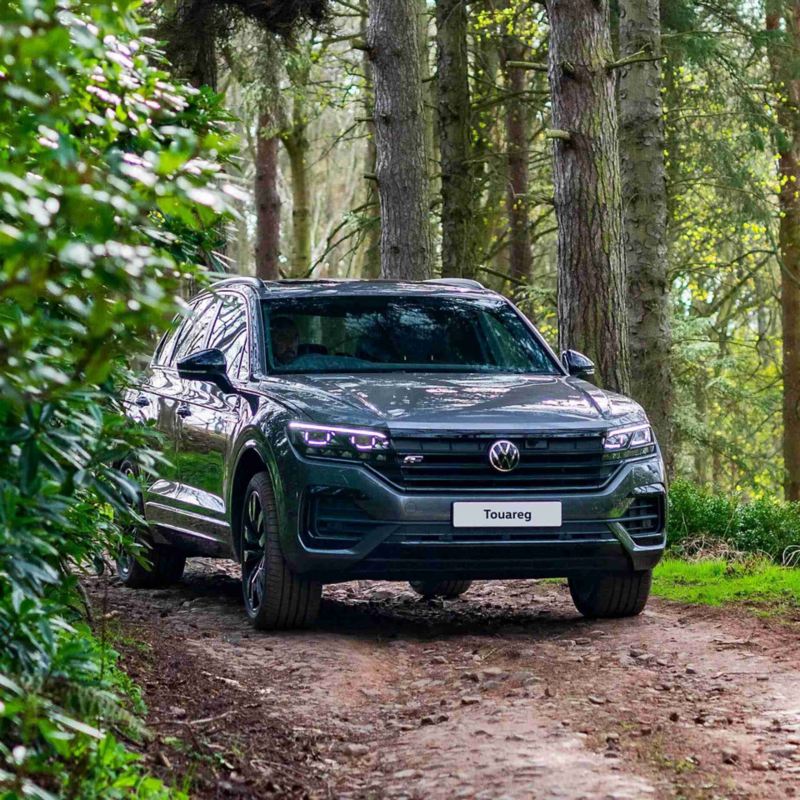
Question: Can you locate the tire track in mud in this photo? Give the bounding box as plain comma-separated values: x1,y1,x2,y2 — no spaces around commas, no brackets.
89,561,800,799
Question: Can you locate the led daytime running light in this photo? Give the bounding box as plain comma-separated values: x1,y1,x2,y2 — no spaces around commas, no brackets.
603,424,653,452
288,421,389,456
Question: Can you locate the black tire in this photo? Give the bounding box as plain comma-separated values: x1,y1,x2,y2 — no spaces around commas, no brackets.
241,472,322,630
409,579,473,600
568,570,652,618
115,459,186,589
116,545,186,589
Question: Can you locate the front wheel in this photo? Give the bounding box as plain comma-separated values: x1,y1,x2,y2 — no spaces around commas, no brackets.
568,570,652,618
409,579,473,600
240,472,321,630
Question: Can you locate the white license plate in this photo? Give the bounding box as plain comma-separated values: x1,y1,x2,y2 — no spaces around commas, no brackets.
452,501,562,528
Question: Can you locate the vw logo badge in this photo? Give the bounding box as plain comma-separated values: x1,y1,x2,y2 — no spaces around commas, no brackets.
488,440,520,473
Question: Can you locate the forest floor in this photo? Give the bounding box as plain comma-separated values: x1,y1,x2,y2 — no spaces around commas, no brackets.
88,561,800,800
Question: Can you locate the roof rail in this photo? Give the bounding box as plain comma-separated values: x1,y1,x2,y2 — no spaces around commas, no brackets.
424,278,485,290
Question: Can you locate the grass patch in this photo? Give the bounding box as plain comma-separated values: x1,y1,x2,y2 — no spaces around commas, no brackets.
653,558,800,616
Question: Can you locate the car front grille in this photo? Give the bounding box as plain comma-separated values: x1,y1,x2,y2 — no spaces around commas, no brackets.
369,432,620,493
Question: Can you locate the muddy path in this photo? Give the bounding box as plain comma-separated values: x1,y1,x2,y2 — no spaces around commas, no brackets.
88,561,800,800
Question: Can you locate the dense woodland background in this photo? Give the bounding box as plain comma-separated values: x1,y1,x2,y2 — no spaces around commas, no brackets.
3,0,800,797
151,0,800,502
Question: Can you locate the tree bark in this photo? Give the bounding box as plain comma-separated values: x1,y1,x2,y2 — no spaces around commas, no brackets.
159,0,218,90
546,0,631,394
693,371,709,487
471,21,503,276
284,134,310,278
360,0,381,279
767,0,800,500
367,0,433,280
618,0,673,472
436,0,476,278
282,57,312,278
255,112,281,280
419,0,437,201
501,35,533,284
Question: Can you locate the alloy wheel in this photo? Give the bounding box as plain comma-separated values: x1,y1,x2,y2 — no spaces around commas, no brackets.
242,489,267,615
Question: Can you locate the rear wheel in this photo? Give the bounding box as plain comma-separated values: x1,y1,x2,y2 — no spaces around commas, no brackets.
117,546,186,588
409,579,473,600
568,570,652,618
241,472,321,630
115,460,185,589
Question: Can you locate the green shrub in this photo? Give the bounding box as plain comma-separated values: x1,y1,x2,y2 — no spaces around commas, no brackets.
0,0,233,795
732,498,800,561
667,480,800,562
667,480,738,549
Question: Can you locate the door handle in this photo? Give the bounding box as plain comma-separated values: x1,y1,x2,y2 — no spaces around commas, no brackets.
135,395,150,407
177,404,192,418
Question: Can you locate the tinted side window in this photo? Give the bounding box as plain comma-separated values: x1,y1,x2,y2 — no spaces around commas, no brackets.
171,296,219,365
152,315,183,367
207,294,249,381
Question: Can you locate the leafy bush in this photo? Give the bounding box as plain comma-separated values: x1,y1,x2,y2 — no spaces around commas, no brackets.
0,0,234,795
668,480,800,563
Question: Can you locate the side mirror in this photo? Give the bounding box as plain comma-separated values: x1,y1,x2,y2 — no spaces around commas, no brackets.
562,349,596,379
177,348,235,394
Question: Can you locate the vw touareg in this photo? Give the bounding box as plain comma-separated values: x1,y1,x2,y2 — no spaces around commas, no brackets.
120,278,666,629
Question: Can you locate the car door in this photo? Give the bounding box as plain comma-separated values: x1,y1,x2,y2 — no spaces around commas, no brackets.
174,291,251,551
128,310,194,535
136,295,220,544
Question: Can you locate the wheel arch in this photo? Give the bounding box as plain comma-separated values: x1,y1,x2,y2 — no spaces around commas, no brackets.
229,441,276,561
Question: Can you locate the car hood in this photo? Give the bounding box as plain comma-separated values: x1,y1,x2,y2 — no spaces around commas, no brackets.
256,373,646,433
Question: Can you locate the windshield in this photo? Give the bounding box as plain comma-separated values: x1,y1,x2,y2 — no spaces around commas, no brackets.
261,295,559,375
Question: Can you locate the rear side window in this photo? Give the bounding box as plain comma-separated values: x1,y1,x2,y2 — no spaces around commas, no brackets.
171,296,219,365
207,293,250,381
152,317,182,367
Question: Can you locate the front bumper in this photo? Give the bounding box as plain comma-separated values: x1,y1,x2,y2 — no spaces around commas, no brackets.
276,452,666,582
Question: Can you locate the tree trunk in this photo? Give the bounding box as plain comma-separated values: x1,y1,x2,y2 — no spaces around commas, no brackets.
419,0,437,198
160,0,218,90
255,113,281,280
767,0,800,500
367,0,432,280
471,21,503,276
285,135,310,277
618,0,673,472
436,0,476,278
360,0,381,279
546,0,630,394
501,36,533,283
361,138,381,279
693,371,709,487
281,53,311,279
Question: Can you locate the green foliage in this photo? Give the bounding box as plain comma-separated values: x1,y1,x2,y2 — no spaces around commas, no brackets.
0,0,233,795
652,558,800,615
668,480,800,562
660,4,784,492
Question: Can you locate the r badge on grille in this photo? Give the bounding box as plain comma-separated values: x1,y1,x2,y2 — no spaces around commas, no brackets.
488,440,520,473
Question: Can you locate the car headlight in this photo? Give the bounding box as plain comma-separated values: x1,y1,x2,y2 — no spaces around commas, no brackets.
288,421,391,461
603,424,655,456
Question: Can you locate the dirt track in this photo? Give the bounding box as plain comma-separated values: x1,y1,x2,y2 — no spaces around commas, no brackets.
88,560,800,800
